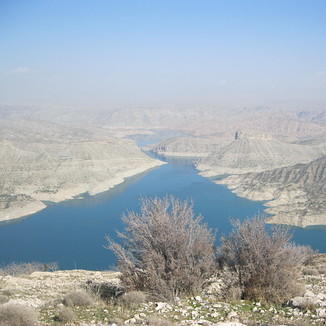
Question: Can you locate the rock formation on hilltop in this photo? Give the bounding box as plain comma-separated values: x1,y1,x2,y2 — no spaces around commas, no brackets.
197,135,326,177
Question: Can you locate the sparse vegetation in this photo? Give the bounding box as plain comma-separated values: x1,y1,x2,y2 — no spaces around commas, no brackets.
0,294,9,304
218,215,310,303
107,196,216,301
63,290,94,307
146,315,173,326
0,261,58,276
57,306,75,323
120,291,147,309
0,303,38,326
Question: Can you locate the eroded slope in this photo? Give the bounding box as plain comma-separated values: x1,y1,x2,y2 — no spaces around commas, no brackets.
218,157,326,227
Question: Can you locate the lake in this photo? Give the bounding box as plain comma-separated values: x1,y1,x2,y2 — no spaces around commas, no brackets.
0,156,325,270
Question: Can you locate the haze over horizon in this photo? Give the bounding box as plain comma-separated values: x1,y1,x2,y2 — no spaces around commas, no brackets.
1,0,326,110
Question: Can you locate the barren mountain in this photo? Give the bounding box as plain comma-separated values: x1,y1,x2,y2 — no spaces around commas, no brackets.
217,157,326,227
1,105,326,140
197,135,326,177
148,137,232,158
0,139,163,222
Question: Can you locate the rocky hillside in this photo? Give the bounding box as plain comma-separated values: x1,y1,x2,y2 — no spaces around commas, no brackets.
148,137,231,158
0,254,325,326
0,138,163,222
197,135,326,177
217,157,326,228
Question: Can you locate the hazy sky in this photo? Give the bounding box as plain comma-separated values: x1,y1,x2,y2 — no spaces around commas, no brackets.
1,0,326,108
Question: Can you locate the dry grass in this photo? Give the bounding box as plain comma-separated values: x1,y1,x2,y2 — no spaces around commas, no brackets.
120,291,147,309
63,290,94,307
146,316,173,326
0,261,58,276
0,294,9,304
0,303,38,326
57,306,75,323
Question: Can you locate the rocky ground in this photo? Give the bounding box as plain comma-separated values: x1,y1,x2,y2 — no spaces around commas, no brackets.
0,255,325,326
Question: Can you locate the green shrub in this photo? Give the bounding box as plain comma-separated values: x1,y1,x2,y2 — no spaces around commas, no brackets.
0,303,38,326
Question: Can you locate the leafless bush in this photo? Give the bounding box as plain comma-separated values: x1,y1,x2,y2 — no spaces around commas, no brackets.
106,196,216,302
57,306,75,323
218,215,307,303
63,290,94,307
303,267,319,276
0,261,58,276
0,303,38,326
287,244,316,266
120,291,146,309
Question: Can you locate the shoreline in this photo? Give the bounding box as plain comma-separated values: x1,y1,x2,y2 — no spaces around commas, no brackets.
0,160,165,224
215,178,326,228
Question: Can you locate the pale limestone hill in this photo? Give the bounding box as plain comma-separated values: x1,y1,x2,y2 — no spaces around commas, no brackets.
148,137,232,158
197,136,326,177
218,157,326,227
0,139,163,222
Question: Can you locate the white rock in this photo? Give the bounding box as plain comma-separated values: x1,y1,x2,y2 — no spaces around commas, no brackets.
316,308,326,317
304,290,315,297
155,302,168,310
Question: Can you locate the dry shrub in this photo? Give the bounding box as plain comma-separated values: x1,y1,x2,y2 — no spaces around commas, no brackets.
120,291,146,309
318,266,326,274
303,267,319,276
57,306,75,323
0,295,9,304
109,317,124,326
0,261,58,276
0,303,38,326
287,244,316,266
218,215,308,303
107,196,216,301
63,290,93,307
146,316,173,326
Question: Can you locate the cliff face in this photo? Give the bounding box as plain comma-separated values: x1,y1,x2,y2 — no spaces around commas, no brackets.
0,139,163,222
197,136,326,177
218,157,326,227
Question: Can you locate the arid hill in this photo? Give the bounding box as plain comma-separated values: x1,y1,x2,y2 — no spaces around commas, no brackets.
197,135,326,177
218,156,326,227
1,105,326,140
0,138,163,222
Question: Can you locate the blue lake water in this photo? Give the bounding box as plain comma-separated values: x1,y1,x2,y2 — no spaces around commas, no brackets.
0,157,325,270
